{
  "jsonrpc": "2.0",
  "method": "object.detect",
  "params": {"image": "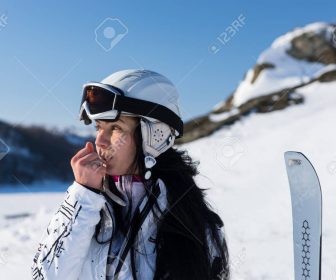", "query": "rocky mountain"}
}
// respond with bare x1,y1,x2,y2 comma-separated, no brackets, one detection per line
178,22,336,144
